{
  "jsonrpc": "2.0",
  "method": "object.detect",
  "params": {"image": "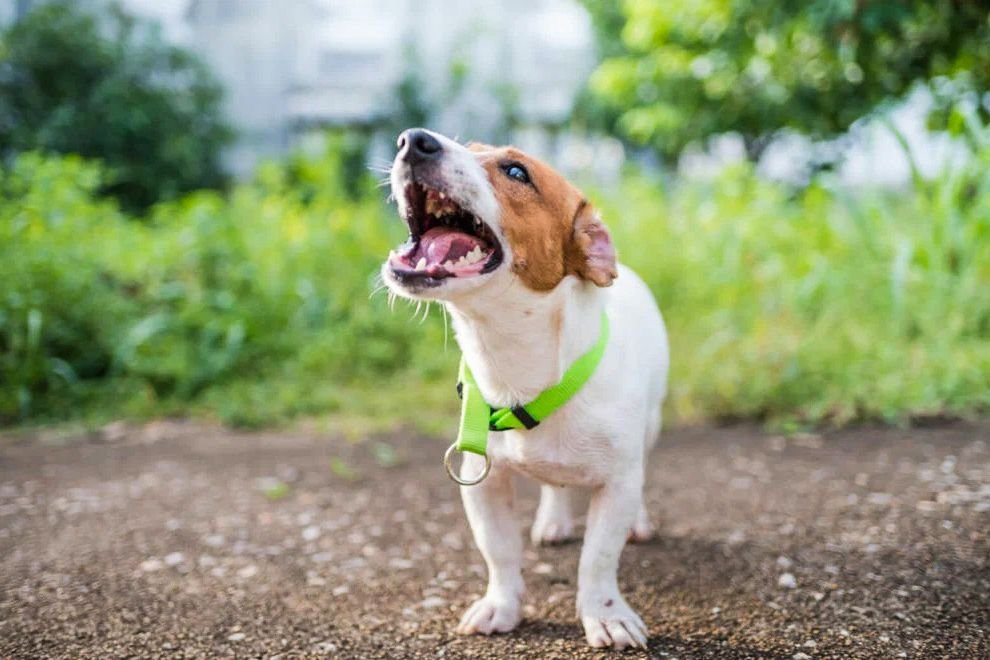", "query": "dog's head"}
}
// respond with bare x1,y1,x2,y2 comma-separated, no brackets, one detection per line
382,128,617,301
